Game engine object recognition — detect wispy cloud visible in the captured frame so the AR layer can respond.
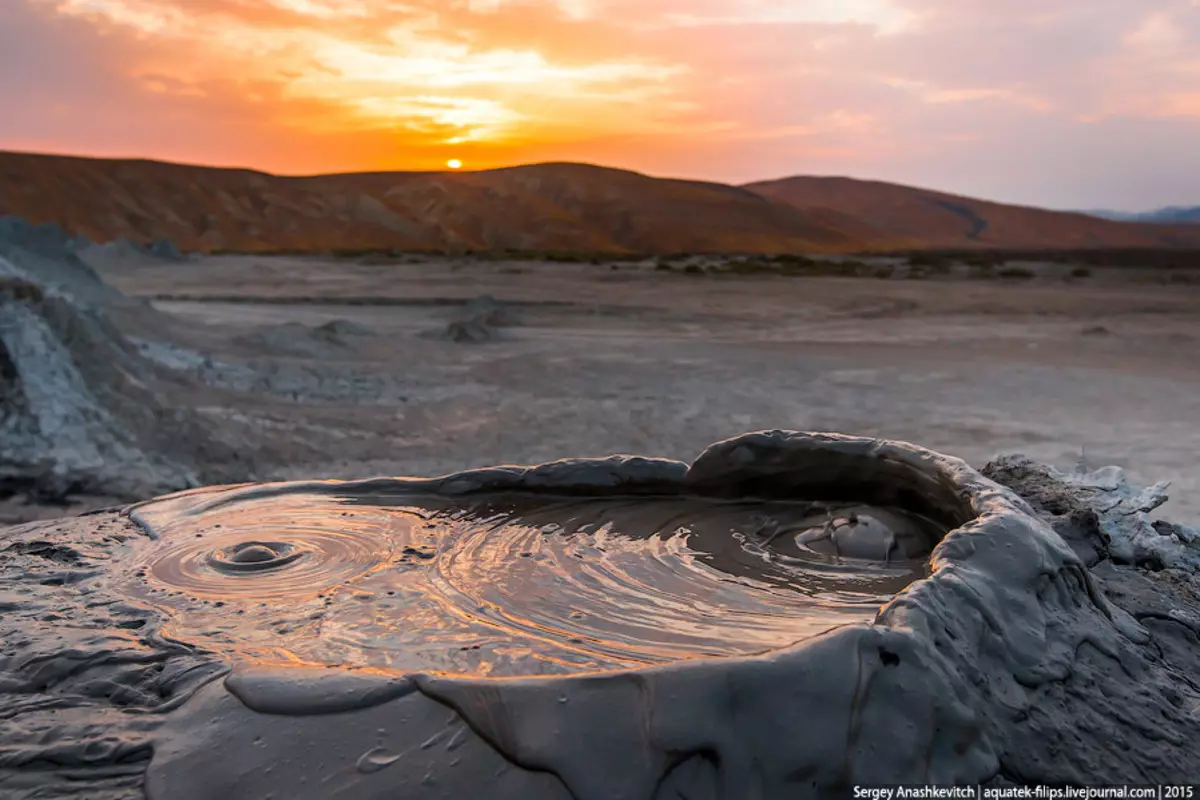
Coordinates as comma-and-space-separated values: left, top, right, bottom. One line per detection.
1, 0, 1198, 208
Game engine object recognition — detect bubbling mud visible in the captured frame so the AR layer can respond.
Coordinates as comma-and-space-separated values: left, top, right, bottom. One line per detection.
122, 486, 944, 676
137, 495, 397, 600
209, 541, 304, 571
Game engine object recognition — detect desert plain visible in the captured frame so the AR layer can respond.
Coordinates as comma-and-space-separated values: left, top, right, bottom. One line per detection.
4, 158, 1200, 795
10, 247, 1194, 525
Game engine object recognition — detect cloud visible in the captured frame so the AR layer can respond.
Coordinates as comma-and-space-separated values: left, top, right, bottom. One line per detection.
1, 0, 1198, 208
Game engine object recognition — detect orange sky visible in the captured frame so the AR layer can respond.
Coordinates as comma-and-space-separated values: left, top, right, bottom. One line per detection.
2, 0, 1199, 208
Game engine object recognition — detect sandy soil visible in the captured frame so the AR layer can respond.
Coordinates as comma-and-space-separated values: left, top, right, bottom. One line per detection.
77, 253, 1200, 524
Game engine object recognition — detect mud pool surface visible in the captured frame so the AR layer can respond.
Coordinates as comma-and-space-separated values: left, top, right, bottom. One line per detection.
127, 486, 938, 675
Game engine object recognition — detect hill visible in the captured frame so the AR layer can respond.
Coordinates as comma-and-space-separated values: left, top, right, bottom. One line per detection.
742, 176, 1200, 250
3, 150, 1200, 253
0, 152, 886, 255
1082, 207, 1200, 225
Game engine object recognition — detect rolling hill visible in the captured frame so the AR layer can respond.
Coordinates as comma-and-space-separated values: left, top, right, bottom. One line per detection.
742, 176, 1200, 250
0, 152, 884, 254
1082, 206, 1200, 224
3, 149, 1200, 254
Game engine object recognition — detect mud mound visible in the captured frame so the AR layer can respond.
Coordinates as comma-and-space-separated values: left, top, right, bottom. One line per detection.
316, 318, 375, 337
419, 295, 518, 343
66, 233, 94, 253
421, 300, 516, 344
236, 321, 360, 357
0, 226, 252, 504
76, 236, 187, 270
76, 237, 150, 268
0, 215, 74, 256
0, 275, 240, 501
148, 238, 185, 262
3, 431, 1200, 797
421, 315, 504, 343
0, 276, 177, 498
985, 454, 1200, 570
464, 294, 521, 326
0, 216, 125, 307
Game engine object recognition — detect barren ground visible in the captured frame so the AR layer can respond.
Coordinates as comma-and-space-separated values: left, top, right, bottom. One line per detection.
24, 253, 1198, 524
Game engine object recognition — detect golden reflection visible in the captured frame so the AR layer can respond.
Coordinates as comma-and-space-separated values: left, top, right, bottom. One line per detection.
122, 489, 940, 677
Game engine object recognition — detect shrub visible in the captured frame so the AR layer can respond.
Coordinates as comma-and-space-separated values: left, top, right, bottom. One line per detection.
869, 264, 895, 279
963, 253, 1003, 268
720, 257, 772, 275
907, 252, 951, 269
998, 266, 1036, 279
545, 252, 588, 263
770, 253, 816, 267
332, 247, 389, 258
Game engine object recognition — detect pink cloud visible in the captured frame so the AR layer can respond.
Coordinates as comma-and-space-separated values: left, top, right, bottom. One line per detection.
0, 0, 1197, 209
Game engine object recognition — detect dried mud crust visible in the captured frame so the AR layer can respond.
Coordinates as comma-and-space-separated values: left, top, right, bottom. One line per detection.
2, 431, 1199, 798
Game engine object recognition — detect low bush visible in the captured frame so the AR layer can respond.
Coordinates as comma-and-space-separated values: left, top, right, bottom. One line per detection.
998, 266, 1036, 279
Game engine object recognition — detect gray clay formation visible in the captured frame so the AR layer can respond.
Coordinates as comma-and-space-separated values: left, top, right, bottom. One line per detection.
2, 431, 1200, 800
0, 217, 247, 503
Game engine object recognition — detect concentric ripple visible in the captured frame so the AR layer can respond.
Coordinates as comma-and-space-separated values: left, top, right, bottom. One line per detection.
122, 489, 944, 676
417, 496, 940, 669
130, 495, 399, 599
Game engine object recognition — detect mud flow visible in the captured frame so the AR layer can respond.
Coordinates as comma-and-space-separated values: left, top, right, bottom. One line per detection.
125, 489, 944, 676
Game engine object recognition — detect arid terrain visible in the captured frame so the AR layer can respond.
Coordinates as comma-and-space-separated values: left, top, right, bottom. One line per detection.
4, 174, 1200, 798
6, 150, 1200, 253
9, 246, 1195, 526
746, 175, 1200, 248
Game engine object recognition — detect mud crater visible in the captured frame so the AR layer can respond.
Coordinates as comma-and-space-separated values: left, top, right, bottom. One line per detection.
124, 478, 950, 676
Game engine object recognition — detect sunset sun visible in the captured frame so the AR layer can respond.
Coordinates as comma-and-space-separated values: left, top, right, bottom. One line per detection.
447, 159, 463, 170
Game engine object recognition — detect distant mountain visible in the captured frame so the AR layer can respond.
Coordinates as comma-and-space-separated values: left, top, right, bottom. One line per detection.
1077, 210, 1138, 221
3, 150, 1200, 254
742, 176, 1200, 249
1081, 207, 1200, 224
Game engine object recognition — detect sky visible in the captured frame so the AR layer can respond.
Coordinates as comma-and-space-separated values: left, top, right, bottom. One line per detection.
1, 0, 1198, 210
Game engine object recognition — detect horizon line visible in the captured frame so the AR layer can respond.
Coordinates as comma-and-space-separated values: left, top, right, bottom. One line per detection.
0, 146, 1191, 216
0, 146, 1088, 214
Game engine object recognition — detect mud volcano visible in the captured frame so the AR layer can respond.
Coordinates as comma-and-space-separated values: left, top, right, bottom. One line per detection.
3, 431, 1200, 798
